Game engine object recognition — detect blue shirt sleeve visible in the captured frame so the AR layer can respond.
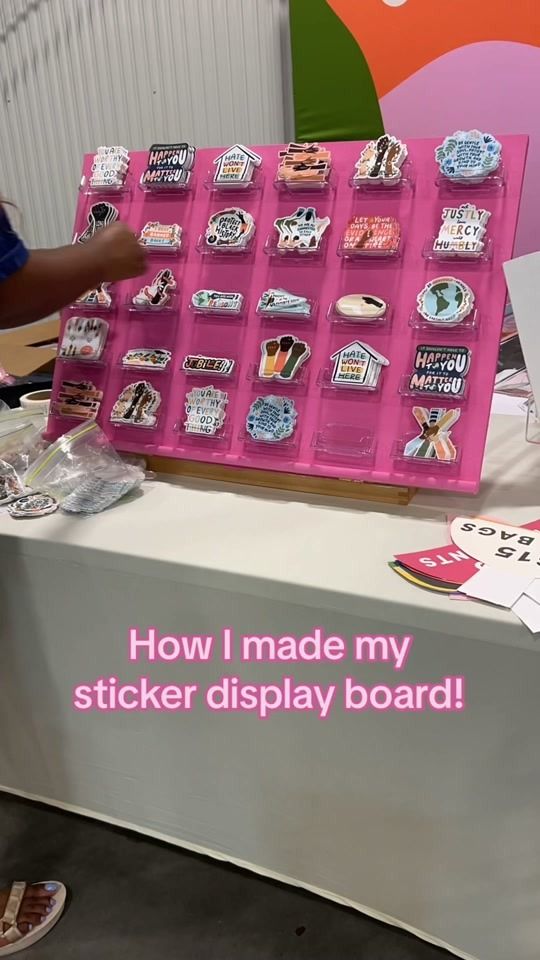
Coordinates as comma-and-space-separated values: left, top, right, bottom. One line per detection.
0, 206, 29, 281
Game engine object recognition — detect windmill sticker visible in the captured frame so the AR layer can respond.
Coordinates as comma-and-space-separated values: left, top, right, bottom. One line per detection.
404, 407, 460, 461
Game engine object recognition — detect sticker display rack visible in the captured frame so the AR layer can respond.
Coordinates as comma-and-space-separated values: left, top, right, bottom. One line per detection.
46, 137, 528, 497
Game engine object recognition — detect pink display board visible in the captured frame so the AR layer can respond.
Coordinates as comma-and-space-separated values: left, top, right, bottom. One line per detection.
46, 137, 528, 494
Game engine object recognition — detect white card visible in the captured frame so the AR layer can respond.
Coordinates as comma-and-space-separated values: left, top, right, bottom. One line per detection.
512, 594, 540, 634
459, 566, 533, 608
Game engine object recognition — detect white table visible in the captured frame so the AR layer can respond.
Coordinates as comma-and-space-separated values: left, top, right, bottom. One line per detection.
1, 414, 539, 960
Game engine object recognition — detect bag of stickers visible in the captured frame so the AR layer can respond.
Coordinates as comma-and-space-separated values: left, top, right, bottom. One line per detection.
24, 422, 145, 514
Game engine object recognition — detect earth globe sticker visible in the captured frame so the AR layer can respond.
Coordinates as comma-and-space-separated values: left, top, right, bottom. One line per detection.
435, 130, 502, 181
417, 277, 475, 326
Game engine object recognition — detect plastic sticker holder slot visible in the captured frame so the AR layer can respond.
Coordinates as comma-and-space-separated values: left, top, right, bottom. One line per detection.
177, 420, 232, 445
68, 299, 115, 314
349, 162, 415, 194
141, 240, 185, 259
422, 236, 493, 264
393, 437, 462, 469
273, 169, 335, 196
119, 356, 172, 374
317, 366, 384, 395
399, 372, 469, 402
327, 301, 392, 329
409, 307, 479, 335
248, 363, 309, 393
189, 300, 247, 321
80, 178, 131, 198
312, 424, 376, 463
138, 178, 194, 196
263, 232, 328, 262
58, 355, 107, 369
435, 166, 506, 195
337, 235, 402, 262
50, 402, 100, 423
239, 428, 300, 459
127, 296, 178, 317
203, 168, 263, 195
196, 234, 256, 258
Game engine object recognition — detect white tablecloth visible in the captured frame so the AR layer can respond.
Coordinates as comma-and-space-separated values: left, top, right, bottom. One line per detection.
0, 414, 539, 960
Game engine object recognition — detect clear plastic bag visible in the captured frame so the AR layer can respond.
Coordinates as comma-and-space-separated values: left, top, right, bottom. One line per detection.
0, 420, 48, 480
24, 422, 145, 513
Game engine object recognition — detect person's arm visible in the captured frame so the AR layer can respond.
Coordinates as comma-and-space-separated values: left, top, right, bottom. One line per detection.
0, 212, 147, 329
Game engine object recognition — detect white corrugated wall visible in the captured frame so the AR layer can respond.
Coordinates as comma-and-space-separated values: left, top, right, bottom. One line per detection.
0, 0, 293, 247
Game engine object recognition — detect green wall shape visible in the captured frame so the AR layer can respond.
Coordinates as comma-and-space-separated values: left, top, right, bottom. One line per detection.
289, 0, 383, 142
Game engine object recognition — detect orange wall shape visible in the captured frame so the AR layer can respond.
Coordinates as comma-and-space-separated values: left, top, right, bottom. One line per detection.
327, 0, 540, 97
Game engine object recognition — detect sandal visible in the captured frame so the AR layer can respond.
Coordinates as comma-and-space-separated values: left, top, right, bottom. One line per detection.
0, 882, 66, 955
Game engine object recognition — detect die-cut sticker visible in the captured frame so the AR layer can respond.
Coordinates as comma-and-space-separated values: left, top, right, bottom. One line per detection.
276, 142, 332, 183
139, 221, 182, 250
408, 345, 471, 396
191, 290, 244, 313
110, 381, 161, 427
8, 493, 58, 518
340, 215, 400, 254
141, 142, 195, 187
182, 355, 235, 376
213, 145, 262, 184
56, 379, 103, 420
433, 204, 491, 256
132, 269, 177, 308
274, 206, 330, 251
257, 289, 311, 316
122, 348, 172, 370
76, 282, 112, 308
404, 407, 461, 461
330, 341, 389, 388
246, 395, 298, 442
89, 146, 129, 188
335, 294, 387, 319
353, 134, 407, 184
77, 202, 119, 243
435, 130, 502, 181
259, 336, 310, 381
59, 316, 108, 361
417, 277, 474, 326
184, 386, 228, 435
205, 208, 255, 248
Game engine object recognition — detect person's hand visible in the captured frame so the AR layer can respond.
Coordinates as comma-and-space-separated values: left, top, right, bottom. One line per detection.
89, 222, 147, 280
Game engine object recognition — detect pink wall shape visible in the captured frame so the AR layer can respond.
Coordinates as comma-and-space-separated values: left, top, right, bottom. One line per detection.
380, 42, 540, 256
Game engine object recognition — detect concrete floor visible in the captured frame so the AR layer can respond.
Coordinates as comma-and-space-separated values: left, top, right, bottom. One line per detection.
0, 793, 453, 959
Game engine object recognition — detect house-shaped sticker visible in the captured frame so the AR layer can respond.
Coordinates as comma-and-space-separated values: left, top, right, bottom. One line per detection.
213, 144, 262, 184
330, 340, 389, 388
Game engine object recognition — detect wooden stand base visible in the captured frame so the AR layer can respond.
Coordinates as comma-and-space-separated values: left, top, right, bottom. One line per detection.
147, 456, 416, 506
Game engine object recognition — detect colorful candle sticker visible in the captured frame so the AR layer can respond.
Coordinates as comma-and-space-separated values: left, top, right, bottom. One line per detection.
417, 277, 474, 326
408, 345, 471, 396
246, 395, 298, 442
330, 341, 389, 388
404, 406, 461, 461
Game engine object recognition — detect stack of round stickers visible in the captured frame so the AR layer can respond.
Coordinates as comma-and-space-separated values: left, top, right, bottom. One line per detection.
89, 146, 129, 189
246, 396, 298, 442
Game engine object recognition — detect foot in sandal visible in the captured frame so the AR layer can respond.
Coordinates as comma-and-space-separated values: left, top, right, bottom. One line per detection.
0, 882, 66, 954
